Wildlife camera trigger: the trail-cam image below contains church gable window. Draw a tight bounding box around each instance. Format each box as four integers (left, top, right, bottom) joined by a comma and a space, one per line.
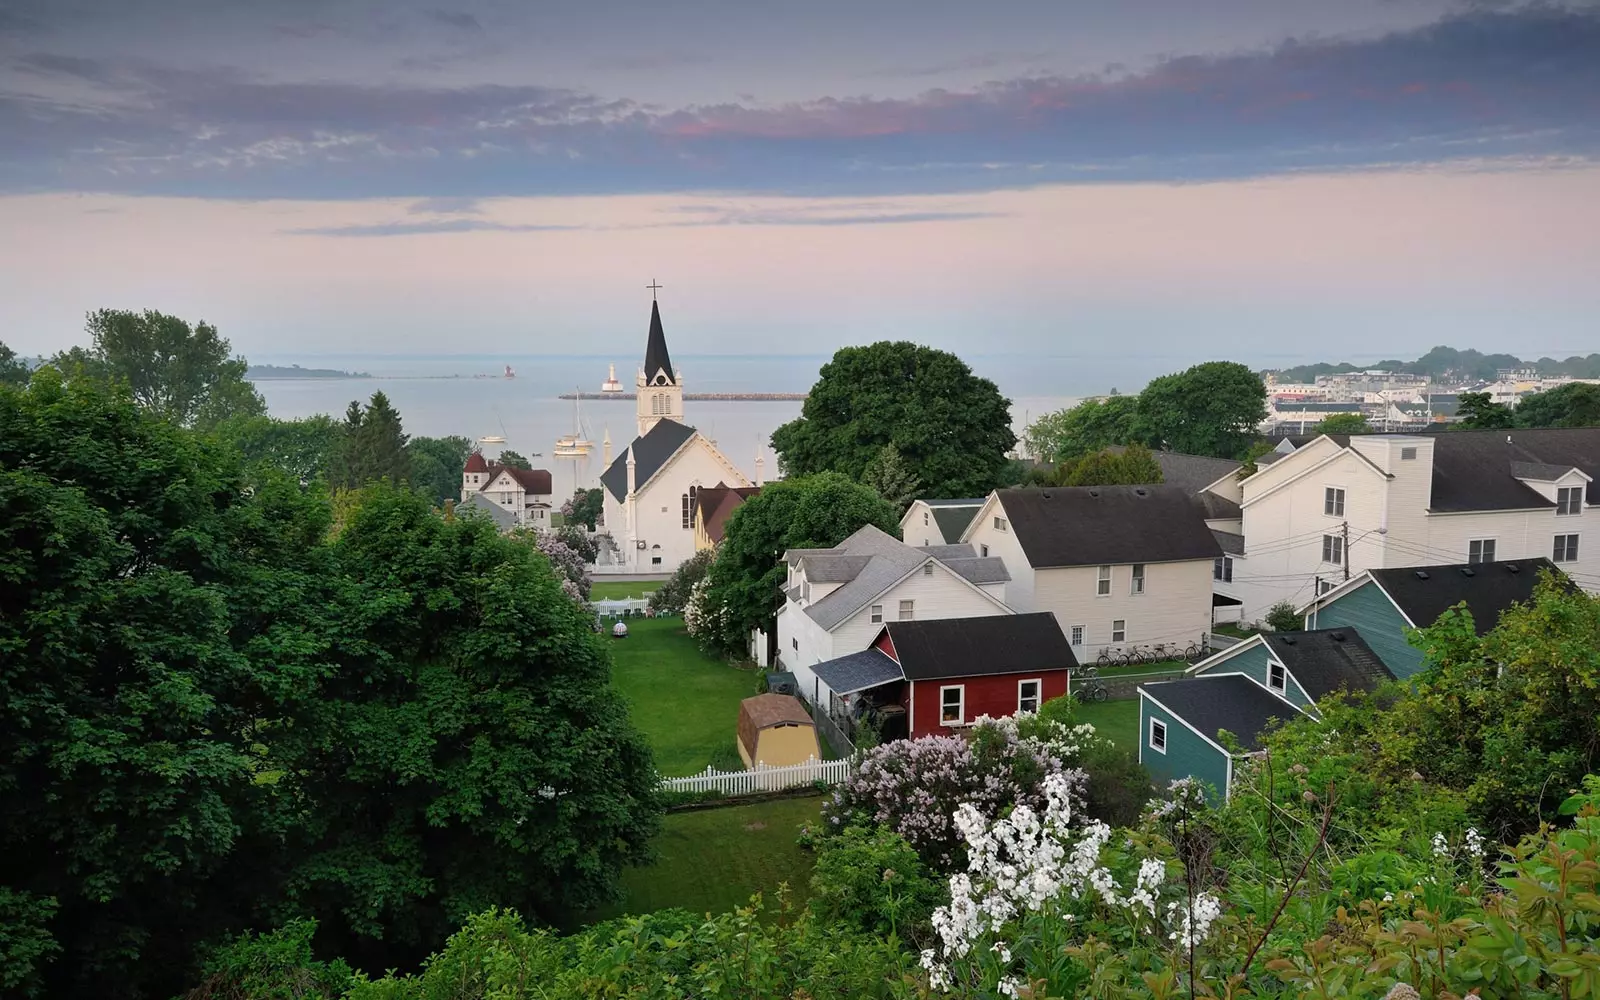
682, 485, 698, 529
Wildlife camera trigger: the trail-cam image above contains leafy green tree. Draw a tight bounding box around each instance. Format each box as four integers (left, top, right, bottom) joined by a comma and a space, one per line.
70, 308, 266, 429
1135, 361, 1267, 459
1235, 438, 1276, 479
1514, 382, 1600, 429
1317, 412, 1373, 435
703, 473, 899, 650
562, 487, 604, 530
333, 391, 412, 488
1024, 395, 1143, 463
213, 413, 342, 484
649, 548, 715, 614
771, 342, 1015, 497
0, 368, 331, 996
0, 339, 29, 387
407, 434, 474, 506
1022, 444, 1165, 487
860, 443, 923, 511
496, 449, 534, 469
1264, 600, 1302, 632
1456, 391, 1515, 429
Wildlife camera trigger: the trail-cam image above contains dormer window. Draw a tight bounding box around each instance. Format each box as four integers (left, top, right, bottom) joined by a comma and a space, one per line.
1558, 486, 1583, 516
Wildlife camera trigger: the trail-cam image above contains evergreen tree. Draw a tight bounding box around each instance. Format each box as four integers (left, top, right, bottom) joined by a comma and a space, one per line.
860, 444, 923, 511
334, 392, 412, 488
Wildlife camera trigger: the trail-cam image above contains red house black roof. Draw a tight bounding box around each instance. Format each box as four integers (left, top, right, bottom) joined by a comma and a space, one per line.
880, 613, 1076, 680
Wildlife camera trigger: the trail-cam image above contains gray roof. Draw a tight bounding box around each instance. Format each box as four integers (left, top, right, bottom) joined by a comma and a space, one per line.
1263, 628, 1393, 701
1149, 450, 1241, 494
933, 505, 982, 542
458, 491, 517, 530
791, 524, 1008, 630
600, 419, 697, 502
1510, 460, 1578, 482
1366, 558, 1566, 633
995, 486, 1222, 569
1275, 402, 1366, 413
1211, 530, 1244, 556
785, 546, 841, 566
923, 498, 988, 507
1199, 492, 1242, 520
1141, 676, 1299, 753
799, 554, 873, 582
812, 648, 904, 695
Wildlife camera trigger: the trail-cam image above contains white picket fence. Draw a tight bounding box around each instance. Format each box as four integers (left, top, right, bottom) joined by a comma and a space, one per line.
661, 756, 853, 796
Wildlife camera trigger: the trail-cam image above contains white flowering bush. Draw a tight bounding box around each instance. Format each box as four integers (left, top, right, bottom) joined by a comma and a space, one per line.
682, 576, 735, 651
821, 715, 1089, 870
919, 772, 1224, 997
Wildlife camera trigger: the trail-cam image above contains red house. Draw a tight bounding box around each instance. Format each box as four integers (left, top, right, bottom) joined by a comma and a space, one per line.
809, 613, 1076, 741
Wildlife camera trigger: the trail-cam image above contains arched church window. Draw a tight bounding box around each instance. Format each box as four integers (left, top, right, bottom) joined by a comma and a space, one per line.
651, 544, 662, 566
682, 485, 698, 529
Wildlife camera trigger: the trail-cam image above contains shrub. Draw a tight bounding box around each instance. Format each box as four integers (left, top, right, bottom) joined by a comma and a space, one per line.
183, 920, 353, 1000
1264, 599, 1302, 632
649, 549, 713, 614
809, 826, 945, 940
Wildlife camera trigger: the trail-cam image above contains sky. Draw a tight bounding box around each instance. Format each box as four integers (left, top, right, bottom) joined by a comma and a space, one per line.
2, 0, 1598, 370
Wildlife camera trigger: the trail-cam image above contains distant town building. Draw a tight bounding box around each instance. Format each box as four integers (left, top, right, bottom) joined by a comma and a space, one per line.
460, 453, 554, 529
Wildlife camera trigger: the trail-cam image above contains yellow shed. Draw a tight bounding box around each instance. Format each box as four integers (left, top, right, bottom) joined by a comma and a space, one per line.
736, 694, 820, 768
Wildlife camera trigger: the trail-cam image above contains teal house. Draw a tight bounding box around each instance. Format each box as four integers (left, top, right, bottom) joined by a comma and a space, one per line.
1302, 558, 1557, 679
1140, 628, 1393, 801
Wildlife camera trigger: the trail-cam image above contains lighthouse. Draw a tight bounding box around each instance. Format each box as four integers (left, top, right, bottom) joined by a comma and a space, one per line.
601, 363, 623, 394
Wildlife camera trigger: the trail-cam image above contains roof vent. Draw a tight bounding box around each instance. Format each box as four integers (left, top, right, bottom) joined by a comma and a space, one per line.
1460, 567, 1475, 578
1413, 570, 1430, 580
1087, 489, 1099, 498
1280, 636, 1297, 645
1506, 563, 1520, 573
1134, 487, 1148, 497
1041, 491, 1051, 499
1330, 631, 1346, 642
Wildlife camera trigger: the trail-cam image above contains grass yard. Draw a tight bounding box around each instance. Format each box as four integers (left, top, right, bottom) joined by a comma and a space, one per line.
1074, 697, 1141, 752
607, 617, 758, 777
590, 579, 666, 601
590, 797, 823, 922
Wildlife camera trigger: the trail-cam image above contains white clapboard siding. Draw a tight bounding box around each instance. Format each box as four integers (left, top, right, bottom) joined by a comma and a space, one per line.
660, 756, 853, 796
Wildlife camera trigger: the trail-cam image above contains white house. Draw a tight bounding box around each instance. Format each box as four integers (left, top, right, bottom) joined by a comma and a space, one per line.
961, 486, 1222, 662
1229, 428, 1600, 623
460, 453, 553, 529
598, 300, 757, 573
899, 498, 986, 546
776, 524, 1013, 708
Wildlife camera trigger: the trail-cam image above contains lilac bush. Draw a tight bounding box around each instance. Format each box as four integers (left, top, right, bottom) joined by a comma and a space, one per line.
517, 529, 592, 602
822, 717, 1088, 870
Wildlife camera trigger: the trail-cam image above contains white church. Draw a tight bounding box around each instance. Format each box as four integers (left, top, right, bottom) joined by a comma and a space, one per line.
599, 299, 763, 573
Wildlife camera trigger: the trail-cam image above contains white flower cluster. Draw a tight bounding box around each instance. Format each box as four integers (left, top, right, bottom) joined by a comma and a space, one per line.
1464, 826, 1485, 861
1431, 832, 1451, 859
922, 772, 1220, 993
1431, 827, 1489, 863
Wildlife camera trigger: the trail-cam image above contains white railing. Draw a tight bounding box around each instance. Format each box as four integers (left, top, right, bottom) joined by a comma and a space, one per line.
661, 756, 853, 796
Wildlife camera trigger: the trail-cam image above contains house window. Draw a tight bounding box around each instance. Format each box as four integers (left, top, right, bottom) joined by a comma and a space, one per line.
1558, 486, 1583, 516
1268, 662, 1286, 692
1112, 619, 1126, 643
1324, 487, 1345, 517
1018, 679, 1041, 714
924, 511, 929, 525
940, 685, 965, 725
1148, 718, 1167, 754
870, 604, 883, 624
1554, 533, 1580, 563
899, 600, 915, 621
1097, 565, 1112, 596
994, 516, 1008, 532
1401, 447, 1417, 460
1468, 539, 1496, 564
792, 637, 798, 651
923, 563, 934, 576
1213, 556, 1233, 582
1322, 534, 1344, 565
682, 486, 697, 529
650, 544, 662, 566
1069, 624, 1084, 646
1318, 579, 1333, 595
1131, 564, 1146, 595
980, 544, 989, 557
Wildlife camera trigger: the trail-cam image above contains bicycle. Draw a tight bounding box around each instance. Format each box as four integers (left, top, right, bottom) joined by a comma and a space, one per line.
1073, 672, 1109, 703
1182, 641, 1202, 661
1096, 648, 1115, 667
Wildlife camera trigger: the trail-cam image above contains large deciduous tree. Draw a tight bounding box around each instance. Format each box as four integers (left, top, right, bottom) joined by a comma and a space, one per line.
1316, 412, 1373, 435
72, 308, 266, 429
496, 449, 534, 469
701, 473, 899, 651
1024, 444, 1165, 488
1134, 361, 1267, 459
407, 434, 474, 506
0, 340, 29, 387
562, 487, 604, 530
213, 413, 342, 484
771, 342, 1015, 497
1514, 382, 1600, 429
860, 444, 923, 511
1023, 394, 1143, 463
1455, 391, 1514, 430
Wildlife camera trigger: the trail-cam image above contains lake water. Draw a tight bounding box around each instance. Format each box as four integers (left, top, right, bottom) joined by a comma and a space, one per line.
250, 351, 1172, 498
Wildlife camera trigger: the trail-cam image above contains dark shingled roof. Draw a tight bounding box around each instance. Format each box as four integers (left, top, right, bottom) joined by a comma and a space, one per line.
996, 486, 1222, 568
882, 613, 1076, 681
1199, 492, 1242, 520
933, 504, 983, 542
1263, 628, 1394, 701
600, 419, 697, 501
642, 300, 675, 386
1212, 530, 1244, 556
812, 648, 905, 695
695, 484, 761, 544
1149, 451, 1241, 494
1428, 429, 1600, 512
1366, 558, 1565, 633
1141, 676, 1299, 752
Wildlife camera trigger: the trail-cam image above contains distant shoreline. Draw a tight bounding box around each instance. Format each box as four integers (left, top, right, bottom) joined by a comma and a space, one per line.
558, 391, 808, 401
248, 364, 372, 379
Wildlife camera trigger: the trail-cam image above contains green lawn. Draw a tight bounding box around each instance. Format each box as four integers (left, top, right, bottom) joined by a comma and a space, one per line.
1094, 658, 1189, 678
607, 617, 758, 777
590, 579, 666, 601
1074, 697, 1141, 752
1213, 623, 1259, 639
591, 797, 823, 922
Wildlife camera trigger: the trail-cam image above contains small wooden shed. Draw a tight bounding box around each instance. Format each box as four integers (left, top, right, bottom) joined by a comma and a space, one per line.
736, 694, 820, 768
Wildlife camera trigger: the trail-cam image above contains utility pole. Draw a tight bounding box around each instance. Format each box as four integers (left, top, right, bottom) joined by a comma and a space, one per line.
1342, 521, 1351, 581
1312, 576, 1321, 629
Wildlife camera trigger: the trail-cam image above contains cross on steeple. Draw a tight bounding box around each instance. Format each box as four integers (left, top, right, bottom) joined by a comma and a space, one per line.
646, 279, 663, 300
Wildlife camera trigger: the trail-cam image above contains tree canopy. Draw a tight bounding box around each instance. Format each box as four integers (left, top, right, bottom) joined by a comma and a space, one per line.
0, 372, 660, 996
212, 413, 342, 484
1023, 395, 1142, 463
1023, 444, 1164, 487
1456, 391, 1514, 429
1513, 382, 1600, 429
407, 434, 474, 506
562, 487, 604, 530
771, 342, 1015, 498
496, 449, 534, 469
0, 340, 29, 387
60, 308, 266, 429
860, 444, 923, 511
701, 473, 899, 650
1135, 361, 1267, 459
333, 391, 412, 488
1316, 412, 1372, 435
